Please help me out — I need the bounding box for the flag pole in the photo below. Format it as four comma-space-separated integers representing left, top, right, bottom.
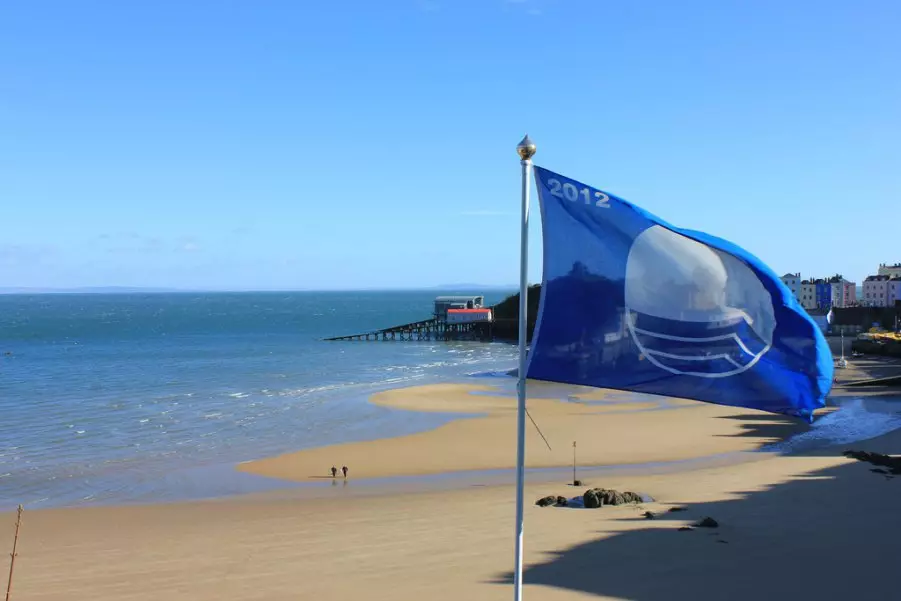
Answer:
513, 134, 536, 601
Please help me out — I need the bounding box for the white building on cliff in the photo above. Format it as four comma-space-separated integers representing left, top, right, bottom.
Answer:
877, 263, 901, 278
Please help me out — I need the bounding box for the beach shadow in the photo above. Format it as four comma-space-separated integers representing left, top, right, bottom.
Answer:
711, 413, 810, 444
491, 435, 901, 600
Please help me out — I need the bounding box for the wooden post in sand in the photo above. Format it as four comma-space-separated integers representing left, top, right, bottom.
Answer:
572, 441, 577, 485
5, 505, 22, 601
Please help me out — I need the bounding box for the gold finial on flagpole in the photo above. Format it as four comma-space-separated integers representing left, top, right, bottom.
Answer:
516, 134, 537, 160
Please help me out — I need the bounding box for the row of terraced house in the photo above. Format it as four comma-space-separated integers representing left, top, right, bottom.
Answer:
863, 263, 901, 308
780, 263, 901, 311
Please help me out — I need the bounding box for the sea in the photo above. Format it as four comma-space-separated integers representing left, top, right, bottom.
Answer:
4, 291, 901, 511
0, 290, 520, 509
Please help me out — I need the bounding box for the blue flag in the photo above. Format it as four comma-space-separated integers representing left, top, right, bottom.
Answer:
527, 166, 833, 421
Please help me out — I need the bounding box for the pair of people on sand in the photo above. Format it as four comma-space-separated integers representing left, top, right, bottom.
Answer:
330, 465, 348, 479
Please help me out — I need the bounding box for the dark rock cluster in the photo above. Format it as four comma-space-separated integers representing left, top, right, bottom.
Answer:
582, 488, 643, 509
535, 488, 645, 509
694, 516, 719, 528
534, 495, 569, 507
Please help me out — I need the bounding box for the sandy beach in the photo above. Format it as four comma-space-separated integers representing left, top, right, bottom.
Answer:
237, 382, 812, 482
7, 427, 901, 600
5, 355, 901, 600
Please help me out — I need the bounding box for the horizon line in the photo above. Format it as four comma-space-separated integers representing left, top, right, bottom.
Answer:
0, 284, 522, 295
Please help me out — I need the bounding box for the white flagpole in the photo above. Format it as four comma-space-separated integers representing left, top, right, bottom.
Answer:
513, 134, 536, 601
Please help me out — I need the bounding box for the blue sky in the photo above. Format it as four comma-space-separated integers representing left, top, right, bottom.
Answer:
1, 0, 898, 290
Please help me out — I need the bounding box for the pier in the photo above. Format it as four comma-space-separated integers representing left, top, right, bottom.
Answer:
324, 295, 495, 342
324, 317, 490, 342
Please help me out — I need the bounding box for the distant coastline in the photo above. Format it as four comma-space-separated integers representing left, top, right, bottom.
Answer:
0, 284, 519, 295
0, 286, 184, 295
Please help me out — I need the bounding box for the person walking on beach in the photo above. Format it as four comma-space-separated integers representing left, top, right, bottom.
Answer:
342, 465, 348, 479
330, 466, 338, 478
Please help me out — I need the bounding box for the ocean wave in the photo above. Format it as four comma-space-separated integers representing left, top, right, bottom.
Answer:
766, 398, 901, 453
466, 369, 516, 379
0, 298, 521, 508
277, 382, 365, 397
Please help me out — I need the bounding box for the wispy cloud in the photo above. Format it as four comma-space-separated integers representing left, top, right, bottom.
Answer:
96, 233, 202, 254
175, 236, 201, 253
0, 243, 58, 266
459, 209, 512, 217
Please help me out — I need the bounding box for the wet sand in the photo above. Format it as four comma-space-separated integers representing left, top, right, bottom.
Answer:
238, 382, 812, 482
7, 427, 901, 601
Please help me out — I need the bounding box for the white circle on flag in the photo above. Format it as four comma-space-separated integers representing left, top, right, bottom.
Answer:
623, 225, 775, 378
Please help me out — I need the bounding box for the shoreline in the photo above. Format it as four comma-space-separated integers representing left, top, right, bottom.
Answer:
9, 358, 900, 512
5, 359, 901, 599
237, 381, 813, 483
6, 350, 900, 514
235, 353, 901, 490
6, 427, 901, 601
